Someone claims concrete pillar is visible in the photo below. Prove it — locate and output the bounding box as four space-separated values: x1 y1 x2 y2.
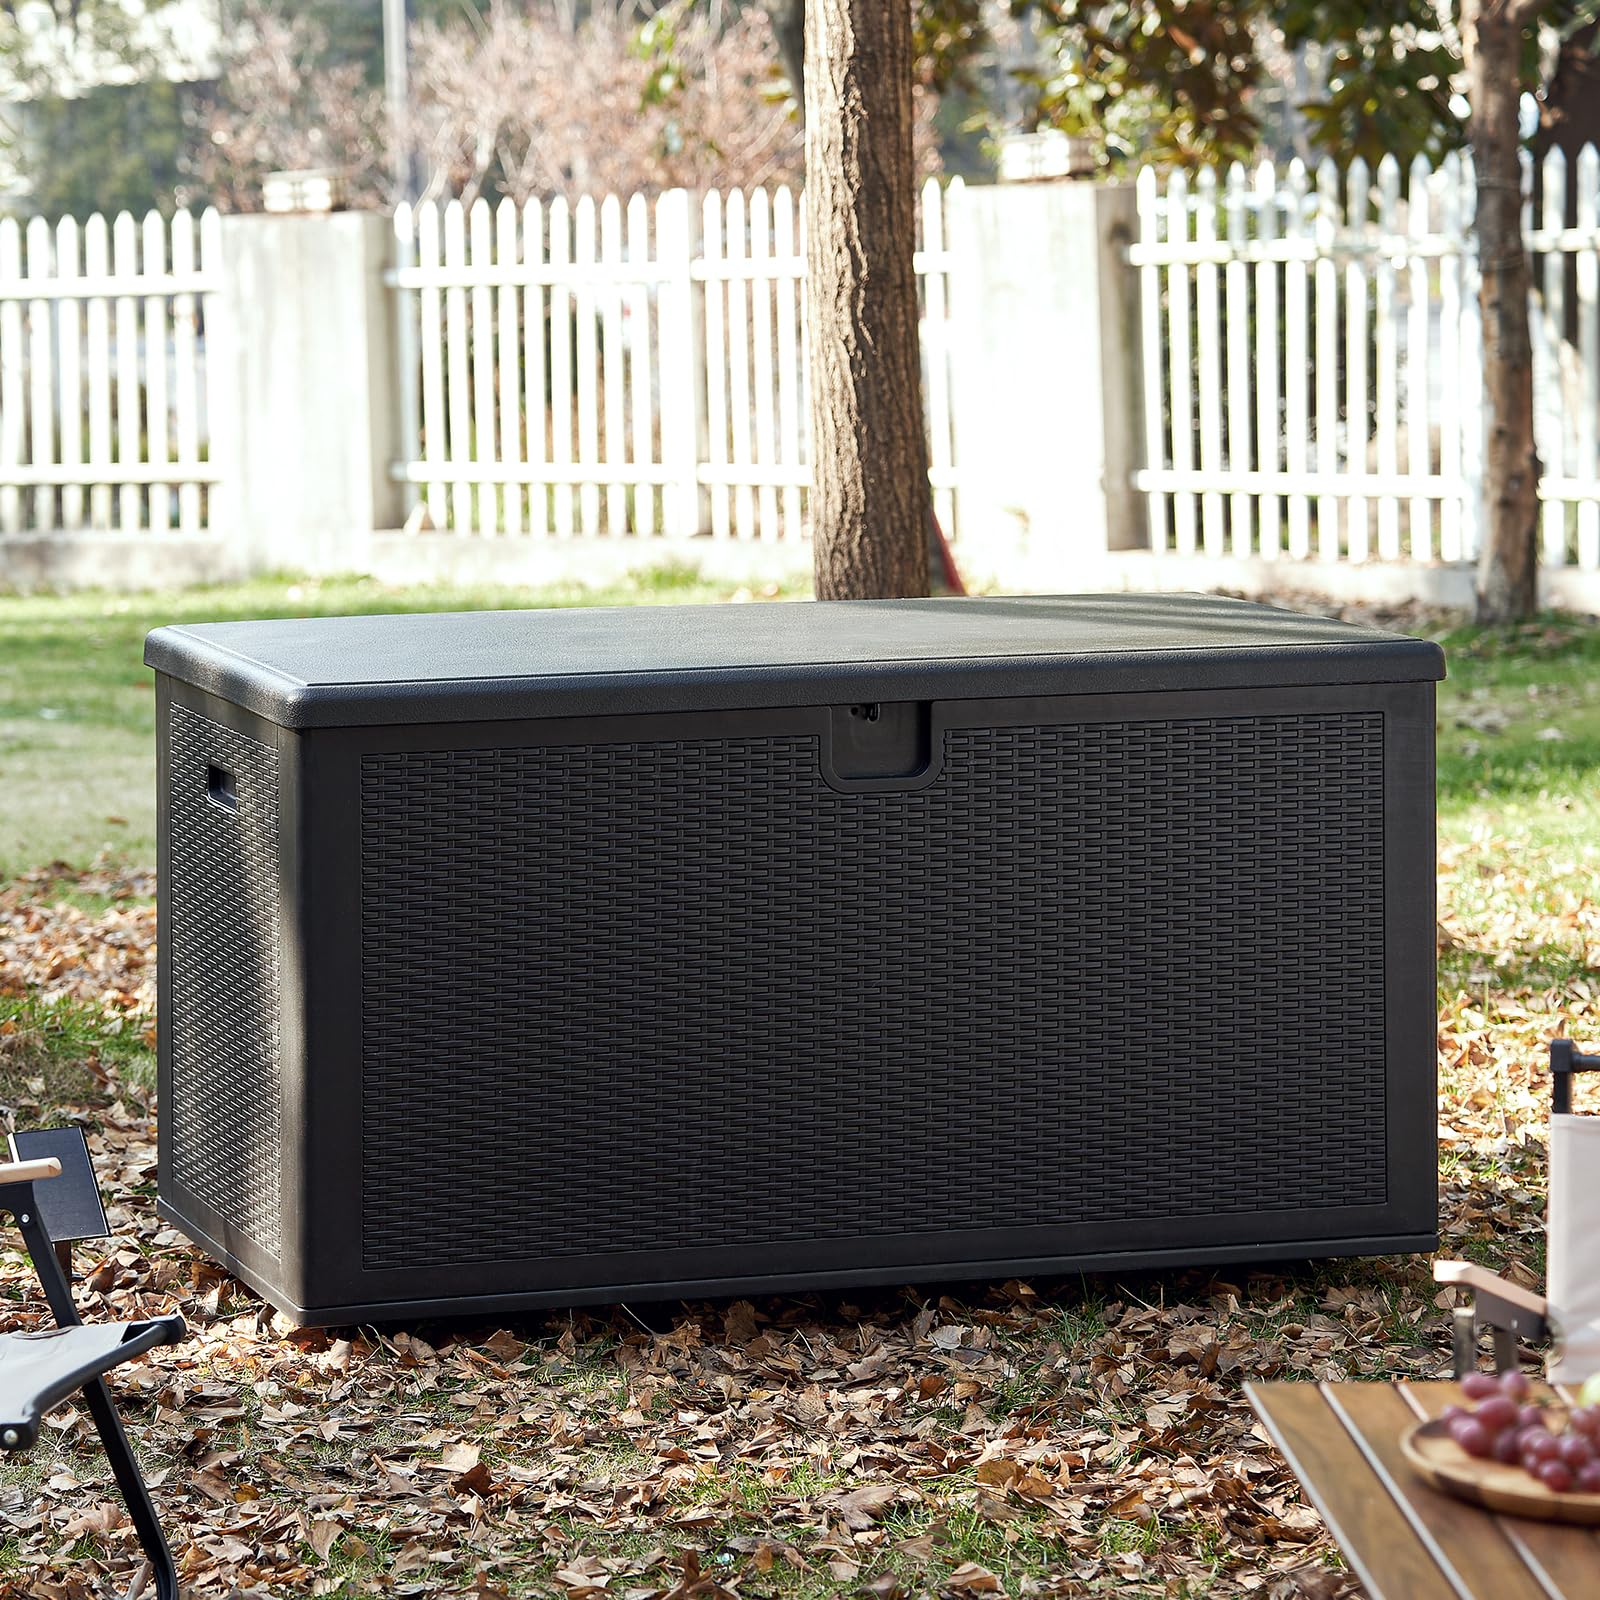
948 181 1144 585
210 212 402 576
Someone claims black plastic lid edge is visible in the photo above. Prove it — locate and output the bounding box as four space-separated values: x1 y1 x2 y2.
146 634 1445 731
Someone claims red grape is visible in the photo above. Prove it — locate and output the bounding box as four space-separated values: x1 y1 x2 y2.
1475 1396 1517 1432
1577 1462 1600 1494
1523 1431 1561 1462
1462 1372 1501 1399
1454 1419 1493 1458
1559 1434 1594 1469
1518 1405 1547 1431
1501 1370 1531 1402
1492 1429 1522 1464
1573 1406 1600 1437
1538 1460 1575 1493
1440 1403 1468 1427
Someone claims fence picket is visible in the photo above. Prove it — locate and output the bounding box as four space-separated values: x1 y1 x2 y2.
548 197 575 535
1374 156 1402 559
626 194 656 537
1345 158 1371 561
1166 170 1196 554
83 214 112 531
522 198 549 533
1314 158 1340 558
702 190 730 537
171 211 200 534
1578 146 1599 568
600 195 628 535
411 205 447 531
56 218 84 530
496 199 524 535
1194 166 1224 554
749 188 779 540
25 218 55 533
393 201 421 525
1406 155 1433 561
1283 161 1311 558
773 185 802 539
725 190 755 538
1438 155 1463 562
574 195 600 535
1136 168 1169 553
0 219 20 534
112 212 141 535
1528 149 1568 565
1223 163 1253 555
1253 161 1282 556
142 211 171 533
442 202 472 532
469 200 498 535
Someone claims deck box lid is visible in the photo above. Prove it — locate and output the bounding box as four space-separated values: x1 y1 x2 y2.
144 592 1445 730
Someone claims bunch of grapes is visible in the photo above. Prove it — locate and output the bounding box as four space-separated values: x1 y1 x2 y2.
1443 1370 1600 1493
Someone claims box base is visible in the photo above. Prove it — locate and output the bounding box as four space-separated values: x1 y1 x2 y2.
160 1202 1437 1328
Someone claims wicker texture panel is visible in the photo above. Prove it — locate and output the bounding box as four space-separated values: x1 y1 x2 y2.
360 713 1385 1271
167 707 282 1258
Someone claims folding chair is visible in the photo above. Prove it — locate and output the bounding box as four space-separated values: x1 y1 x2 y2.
0 1128 185 1599
1435 1038 1600 1384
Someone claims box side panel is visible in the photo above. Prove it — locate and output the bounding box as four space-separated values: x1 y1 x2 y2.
157 676 302 1303
281 680 1428 1319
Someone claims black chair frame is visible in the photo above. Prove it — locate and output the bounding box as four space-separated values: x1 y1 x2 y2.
0 1144 183 1600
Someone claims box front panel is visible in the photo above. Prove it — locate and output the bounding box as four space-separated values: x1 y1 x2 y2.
348 692 1402 1299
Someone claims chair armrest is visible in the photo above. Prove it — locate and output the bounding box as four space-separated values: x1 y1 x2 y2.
1436 1260 1549 1375
1435 1260 1550 1318
0 1159 62 1188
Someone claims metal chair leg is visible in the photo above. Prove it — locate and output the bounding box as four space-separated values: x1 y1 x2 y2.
1452 1305 1477 1379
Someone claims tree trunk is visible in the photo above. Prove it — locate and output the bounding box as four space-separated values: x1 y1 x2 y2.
803 0 931 599
1463 0 1541 623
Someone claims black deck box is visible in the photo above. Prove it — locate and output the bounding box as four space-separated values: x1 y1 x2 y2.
145 593 1444 1326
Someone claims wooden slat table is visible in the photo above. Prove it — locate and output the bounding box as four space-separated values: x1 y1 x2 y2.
1247 1380 1600 1599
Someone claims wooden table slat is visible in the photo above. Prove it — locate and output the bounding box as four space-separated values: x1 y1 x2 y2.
1325 1382 1560 1600
1245 1381 1467 1600
1401 1379 1600 1598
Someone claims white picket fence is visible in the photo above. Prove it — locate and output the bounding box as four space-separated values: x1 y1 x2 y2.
389 178 962 542
1130 146 1600 571
0 209 220 539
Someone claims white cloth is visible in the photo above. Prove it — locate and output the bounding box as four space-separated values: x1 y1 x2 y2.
1548 1113 1600 1384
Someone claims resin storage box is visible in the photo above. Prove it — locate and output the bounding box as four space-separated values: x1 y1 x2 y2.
146 593 1444 1326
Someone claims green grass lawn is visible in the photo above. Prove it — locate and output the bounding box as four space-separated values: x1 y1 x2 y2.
0 562 798 880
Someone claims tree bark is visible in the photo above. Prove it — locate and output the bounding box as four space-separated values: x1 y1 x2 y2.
1462 0 1542 623
803 0 931 599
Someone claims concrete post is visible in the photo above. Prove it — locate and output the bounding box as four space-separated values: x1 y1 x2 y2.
211 211 403 576
948 181 1143 587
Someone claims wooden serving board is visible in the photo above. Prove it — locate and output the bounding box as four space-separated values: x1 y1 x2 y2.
1401 1416 1600 1525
